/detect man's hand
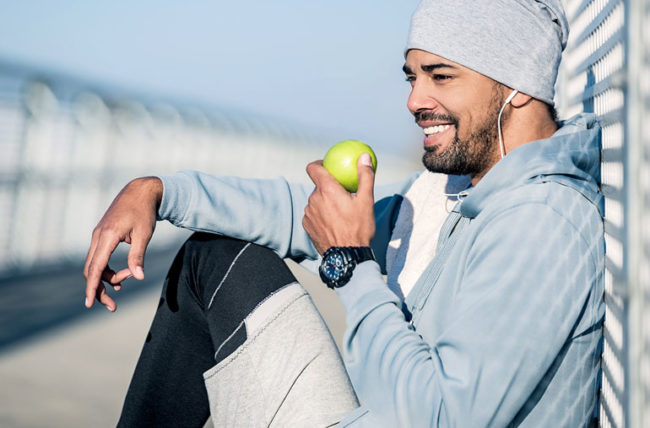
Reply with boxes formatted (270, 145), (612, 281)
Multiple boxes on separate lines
(303, 153), (376, 254)
(84, 177), (162, 311)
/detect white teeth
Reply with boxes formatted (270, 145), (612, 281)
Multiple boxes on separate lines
(423, 124), (451, 136)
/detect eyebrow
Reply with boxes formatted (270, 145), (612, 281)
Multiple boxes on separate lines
(402, 63), (459, 74)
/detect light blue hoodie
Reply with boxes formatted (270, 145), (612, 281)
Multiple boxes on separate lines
(158, 113), (604, 427)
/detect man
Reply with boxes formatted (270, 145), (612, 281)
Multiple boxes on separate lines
(85, 0), (604, 426)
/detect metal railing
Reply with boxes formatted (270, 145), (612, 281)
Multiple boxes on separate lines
(559, 0), (649, 426)
(0, 60), (418, 278)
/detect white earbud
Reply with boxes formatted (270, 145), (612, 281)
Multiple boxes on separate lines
(504, 89), (518, 104)
(498, 89), (518, 159)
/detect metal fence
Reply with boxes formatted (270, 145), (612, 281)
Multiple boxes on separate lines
(0, 61), (418, 278)
(559, 0), (648, 426)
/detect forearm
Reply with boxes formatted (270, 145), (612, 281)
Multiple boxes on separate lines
(156, 169), (422, 263)
(157, 170), (317, 260)
(336, 262), (443, 426)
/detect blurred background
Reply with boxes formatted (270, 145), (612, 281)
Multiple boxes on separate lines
(0, 1), (422, 427)
(0, 0), (648, 427)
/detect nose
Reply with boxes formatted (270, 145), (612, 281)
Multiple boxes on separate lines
(407, 80), (438, 115)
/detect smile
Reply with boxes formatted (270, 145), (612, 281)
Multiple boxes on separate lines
(423, 124), (452, 136)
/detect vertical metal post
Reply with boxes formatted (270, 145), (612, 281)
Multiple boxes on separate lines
(624, 0), (644, 426)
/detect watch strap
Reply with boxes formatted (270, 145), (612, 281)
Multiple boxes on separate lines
(347, 246), (375, 264)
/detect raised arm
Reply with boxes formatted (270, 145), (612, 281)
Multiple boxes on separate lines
(84, 168), (420, 312)
(83, 172), (309, 312)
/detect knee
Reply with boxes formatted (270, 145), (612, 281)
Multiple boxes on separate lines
(182, 233), (285, 268)
(163, 234), (247, 310)
(178, 233), (293, 296)
(182, 233), (250, 264)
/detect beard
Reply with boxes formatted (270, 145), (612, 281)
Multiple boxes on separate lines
(419, 88), (506, 176)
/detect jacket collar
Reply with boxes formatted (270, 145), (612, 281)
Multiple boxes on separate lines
(459, 113), (603, 219)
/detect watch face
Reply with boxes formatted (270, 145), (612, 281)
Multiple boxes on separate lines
(323, 252), (344, 281)
(319, 246), (372, 288)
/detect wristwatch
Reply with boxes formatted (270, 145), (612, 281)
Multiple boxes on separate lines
(319, 246), (376, 289)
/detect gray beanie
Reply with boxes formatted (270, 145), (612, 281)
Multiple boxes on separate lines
(406, 0), (569, 105)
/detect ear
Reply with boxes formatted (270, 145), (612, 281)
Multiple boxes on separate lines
(510, 92), (532, 108)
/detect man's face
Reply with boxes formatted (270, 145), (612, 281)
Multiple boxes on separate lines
(403, 49), (507, 179)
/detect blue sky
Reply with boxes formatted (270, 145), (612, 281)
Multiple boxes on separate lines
(0, 0), (422, 154)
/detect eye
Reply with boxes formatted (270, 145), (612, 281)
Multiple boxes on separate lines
(404, 75), (415, 83)
(433, 74), (453, 81)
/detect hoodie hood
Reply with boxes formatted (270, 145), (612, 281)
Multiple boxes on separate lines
(460, 113), (603, 218)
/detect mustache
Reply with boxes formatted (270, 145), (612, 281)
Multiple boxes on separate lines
(414, 110), (458, 126)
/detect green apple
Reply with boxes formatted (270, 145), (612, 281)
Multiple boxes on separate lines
(323, 140), (377, 192)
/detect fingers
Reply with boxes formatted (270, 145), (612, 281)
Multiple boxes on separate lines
(127, 229), (152, 281)
(356, 153), (376, 199)
(101, 266), (133, 290)
(85, 232), (120, 308)
(305, 160), (328, 186)
(95, 282), (117, 312)
(86, 259), (133, 311)
(306, 160), (345, 191)
(83, 228), (100, 280)
(113, 267), (134, 283)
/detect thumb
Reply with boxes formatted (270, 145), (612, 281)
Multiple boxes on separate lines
(127, 232), (150, 280)
(356, 152), (375, 198)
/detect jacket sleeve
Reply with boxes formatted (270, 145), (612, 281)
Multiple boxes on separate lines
(335, 203), (603, 427)
(157, 169), (420, 262)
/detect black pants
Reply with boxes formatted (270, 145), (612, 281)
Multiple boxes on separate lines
(118, 233), (297, 427)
